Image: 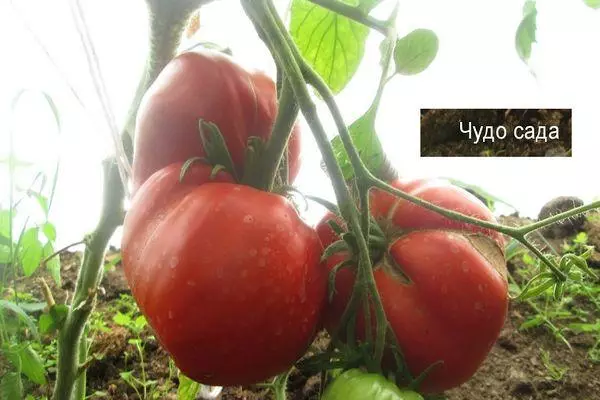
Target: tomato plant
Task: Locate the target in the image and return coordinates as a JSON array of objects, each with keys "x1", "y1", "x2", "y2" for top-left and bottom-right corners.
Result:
[
  {"x1": 131, "y1": 49, "x2": 302, "y2": 194},
  {"x1": 121, "y1": 161, "x2": 326, "y2": 386},
  {"x1": 318, "y1": 179, "x2": 509, "y2": 393},
  {"x1": 322, "y1": 369, "x2": 424, "y2": 400}
]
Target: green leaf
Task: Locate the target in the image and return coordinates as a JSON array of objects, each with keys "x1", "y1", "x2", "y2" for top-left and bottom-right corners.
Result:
[
  {"x1": 177, "y1": 373, "x2": 201, "y2": 400},
  {"x1": 520, "y1": 315, "x2": 545, "y2": 330},
  {"x1": 113, "y1": 312, "x2": 132, "y2": 327},
  {"x1": 523, "y1": 0, "x2": 536, "y2": 15},
  {"x1": 41, "y1": 222, "x2": 56, "y2": 242},
  {"x1": 43, "y1": 242, "x2": 61, "y2": 286},
  {"x1": 0, "y1": 300, "x2": 39, "y2": 340},
  {"x1": 331, "y1": 107, "x2": 383, "y2": 180},
  {"x1": 18, "y1": 228, "x2": 44, "y2": 277},
  {"x1": 393, "y1": 29, "x2": 439, "y2": 75},
  {"x1": 17, "y1": 344, "x2": 47, "y2": 385},
  {"x1": 0, "y1": 209, "x2": 12, "y2": 239},
  {"x1": 290, "y1": 0, "x2": 369, "y2": 94},
  {"x1": 38, "y1": 314, "x2": 55, "y2": 335},
  {"x1": 584, "y1": 0, "x2": 600, "y2": 9},
  {"x1": 133, "y1": 315, "x2": 147, "y2": 332},
  {"x1": 445, "y1": 178, "x2": 517, "y2": 211},
  {"x1": 0, "y1": 372, "x2": 23, "y2": 400},
  {"x1": 515, "y1": 4, "x2": 537, "y2": 63}
]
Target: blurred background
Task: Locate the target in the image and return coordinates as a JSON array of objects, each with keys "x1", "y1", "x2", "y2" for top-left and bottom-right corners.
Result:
[{"x1": 1, "y1": 0, "x2": 599, "y2": 248}]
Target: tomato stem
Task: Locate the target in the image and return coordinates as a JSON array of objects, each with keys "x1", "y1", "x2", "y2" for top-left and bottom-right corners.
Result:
[
  {"x1": 307, "y1": 0, "x2": 392, "y2": 36},
  {"x1": 243, "y1": 0, "x2": 391, "y2": 372},
  {"x1": 53, "y1": 159, "x2": 124, "y2": 400}
]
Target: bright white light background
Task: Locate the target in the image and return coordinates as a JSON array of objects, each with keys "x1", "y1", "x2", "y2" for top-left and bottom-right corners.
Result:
[{"x1": 1, "y1": 1, "x2": 599, "y2": 248}]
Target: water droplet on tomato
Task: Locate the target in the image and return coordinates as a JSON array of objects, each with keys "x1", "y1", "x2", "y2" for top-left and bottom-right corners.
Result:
[
  {"x1": 169, "y1": 257, "x2": 178, "y2": 269},
  {"x1": 478, "y1": 284, "x2": 484, "y2": 292},
  {"x1": 168, "y1": 310, "x2": 174, "y2": 319},
  {"x1": 441, "y1": 284, "x2": 448, "y2": 294},
  {"x1": 187, "y1": 280, "x2": 196, "y2": 287},
  {"x1": 243, "y1": 215, "x2": 254, "y2": 223},
  {"x1": 241, "y1": 269, "x2": 249, "y2": 278},
  {"x1": 450, "y1": 244, "x2": 459, "y2": 254},
  {"x1": 276, "y1": 224, "x2": 284, "y2": 232},
  {"x1": 249, "y1": 249, "x2": 258, "y2": 257},
  {"x1": 474, "y1": 302, "x2": 483, "y2": 311}
]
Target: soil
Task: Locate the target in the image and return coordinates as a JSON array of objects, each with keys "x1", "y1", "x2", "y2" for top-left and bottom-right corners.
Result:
[
  {"x1": 13, "y1": 211, "x2": 600, "y2": 400},
  {"x1": 420, "y1": 109, "x2": 572, "y2": 157}
]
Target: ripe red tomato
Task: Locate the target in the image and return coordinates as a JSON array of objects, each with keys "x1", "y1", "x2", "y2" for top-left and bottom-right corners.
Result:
[
  {"x1": 121, "y1": 162, "x2": 326, "y2": 386},
  {"x1": 131, "y1": 49, "x2": 302, "y2": 194},
  {"x1": 317, "y1": 178, "x2": 508, "y2": 393}
]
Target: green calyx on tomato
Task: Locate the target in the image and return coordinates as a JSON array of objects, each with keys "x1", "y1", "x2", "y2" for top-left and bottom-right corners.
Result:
[
  {"x1": 132, "y1": 48, "x2": 302, "y2": 195},
  {"x1": 322, "y1": 369, "x2": 424, "y2": 400},
  {"x1": 317, "y1": 178, "x2": 509, "y2": 394},
  {"x1": 121, "y1": 161, "x2": 327, "y2": 387}
]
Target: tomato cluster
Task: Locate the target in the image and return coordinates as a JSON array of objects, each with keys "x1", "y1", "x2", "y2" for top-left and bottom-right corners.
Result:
[
  {"x1": 123, "y1": 50, "x2": 323, "y2": 386},
  {"x1": 121, "y1": 48, "x2": 508, "y2": 395}
]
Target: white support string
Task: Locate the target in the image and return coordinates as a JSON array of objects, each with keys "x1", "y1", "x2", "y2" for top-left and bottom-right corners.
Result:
[{"x1": 68, "y1": 0, "x2": 132, "y2": 198}]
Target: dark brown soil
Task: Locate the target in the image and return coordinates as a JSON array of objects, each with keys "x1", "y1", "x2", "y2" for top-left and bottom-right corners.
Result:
[
  {"x1": 420, "y1": 109, "x2": 572, "y2": 157},
  {"x1": 16, "y1": 212, "x2": 600, "y2": 399}
]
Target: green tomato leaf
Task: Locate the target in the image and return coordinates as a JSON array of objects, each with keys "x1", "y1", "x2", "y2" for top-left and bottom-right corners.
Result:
[
  {"x1": 18, "y1": 228, "x2": 44, "y2": 277},
  {"x1": 42, "y1": 222, "x2": 56, "y2": 242},
  {"x1": 290, "y1": 0, "x2": 369, "y2": 94},
  {"x1": 393, "y1": 29, "x2": 439, "y2": 75},
  {"x1": 0, "y1": 372, "x2": 23, "y2": 400},
  {"x1": 178, "y1": 373, "x2": 201, "y2": 399},
  {"x1": 17, "y1": 344, "x2": 47, "y2": 385},
  {"x1": 515, "y1": 3, "x2": 537, "y2": 63},
  {"x1": 0, "y1": 209, "x2": 12, "y2": 239},
  {"x1": 43, "y1": 242, "x2": 61, "y2": 286},
  {"x1": 331, "y1": 106, "x2": 383, "y2": 181},
  {"x1": 583, "y1": 0, "x2": 600, "y2": 9},
  {"x1": 38, "y1": 313, "x2": 55, "y2": 335},
  {"x1": 0, "y1": 300, "x2": 39, "y2": 341}
]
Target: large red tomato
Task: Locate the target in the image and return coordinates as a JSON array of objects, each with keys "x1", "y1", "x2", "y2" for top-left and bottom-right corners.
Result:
[
  {"x1": 131, "y1": 49, "x2": 302, "y2": 194},
  {"x1": 317, "y1": 178, "x2": 508, "y2": 393},
  {"x1": 122, "y1": 162, "x2": 326, "y2": 386}
]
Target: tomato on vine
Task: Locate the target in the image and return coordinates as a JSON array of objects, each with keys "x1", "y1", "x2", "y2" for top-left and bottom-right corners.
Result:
[
  {"x1": 318, "y1": 178, "x2": 509, "y2": 393},
  {"x1": 121, "y1": 161, "x2": 326, "y2": 386},
  {"x1": 131, "y1": 48, "x2": 302, "y2": 194}
]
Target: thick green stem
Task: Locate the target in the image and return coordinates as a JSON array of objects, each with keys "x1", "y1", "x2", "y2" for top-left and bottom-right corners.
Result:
[
  {"x1": 243, "y1": 0, "x2": 389, "y2": 367},
  {"x1": 52, "y1": 2, "x2": 206, "y2": 398},
  {"x1": 52, "y1": 159, "x2": 124, "y2": 400},
  {"x1": 307, "y1": 0, "x2": 390, "y2": 35},
  {"x1": 371, "y1": 179, "x2": 520, "y2": 235},
  {"x1": 252, "y1": 79, "x2": 299, "y2": 190}
]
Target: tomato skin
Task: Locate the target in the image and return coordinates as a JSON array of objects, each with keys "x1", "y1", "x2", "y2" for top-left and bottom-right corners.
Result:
[
  {"x1": 317, "y1": 179, "x2": 508, "y2": 393},
  {"x1": 322, "y1": 369, "x2": 424, "y2": 400},
  {"x1": 122, "y1": 163, "x2": 326, "y2": 386},
  {"x1": 132, "y1": 49, "x2": 302, "y2": 194}
]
